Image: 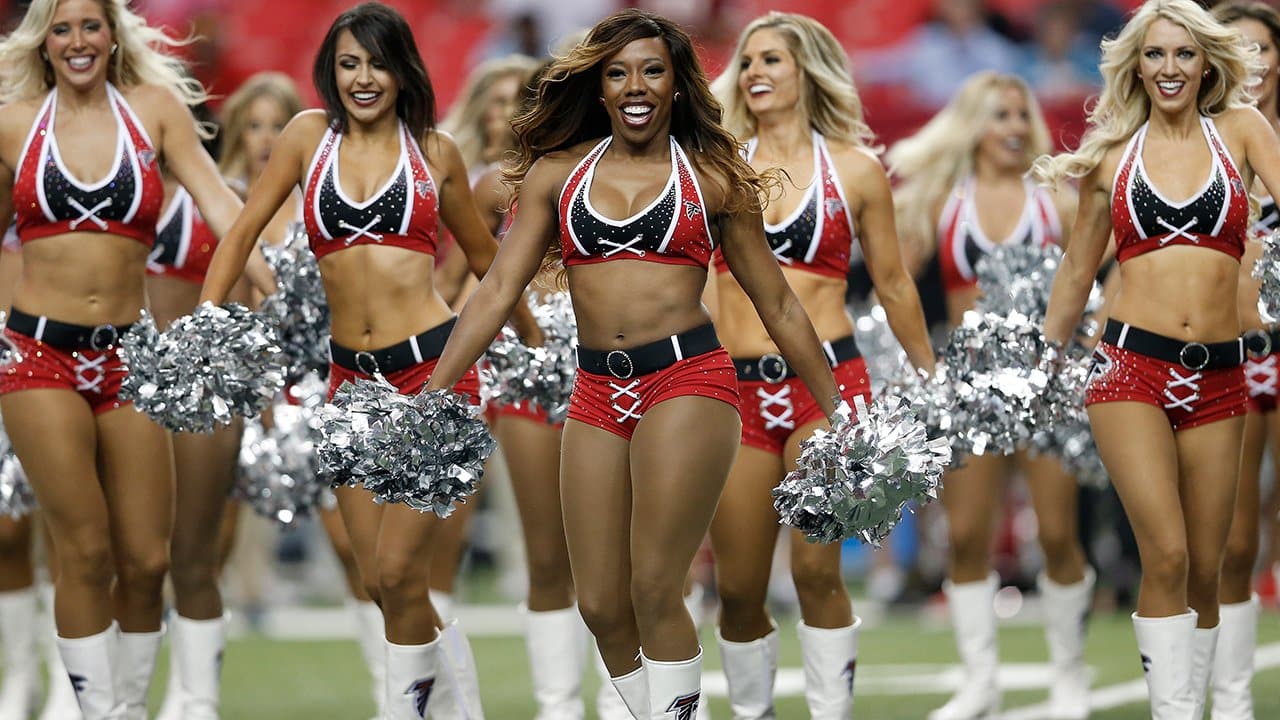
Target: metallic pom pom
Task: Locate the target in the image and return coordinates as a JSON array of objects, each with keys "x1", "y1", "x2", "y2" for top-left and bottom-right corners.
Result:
[
  {"x1": 260, "y1": 223, "x2": 331, "y2": 383},
  {"x1": 317, "y1": 379, "x2": 496, "y2": 517},
  {"x1": 773, "y1": 396, "x2": 951, "y2": 546},
  {"x1": 119, "y1": 304, "x2": 287, "y2": 433},
  {"x1": 235, "y1": 373, "x2": 333, "y2": 525},
  {"x1": 1254, "y1": 230, "x2": 1280, "y2": 323},
  {"x1": 0, "y1": 313, "x2": 22, "y2": 370},
  {"x1": 1030, "y1": 349, "x2": 1109, "y2": 488},
  {"x1": 0, "y1": 415, "x2": 35, "y2": 519},
  {"x1": 975, "y1": 243, "x2": 1103, "y2": 342},
  {"x1": 853, "y1": 305, "x2": 908, "y2": 394},
  {"x1": 480, "y1": 292, "x2": 577, "y2": 423}
]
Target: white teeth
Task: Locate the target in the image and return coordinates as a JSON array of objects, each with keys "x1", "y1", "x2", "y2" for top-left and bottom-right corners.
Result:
[
  {"x1": 1004, "y1": 138, "x2": 1023, "y2": 150},
  {"x1": 749, "y1": 84, "x2": 772, "y2": 94},
  {"x1": 68, "y1": 57, "x2": 92, "y2": 70},
  {"x1": 353, "y1": 92, "x2": 379, "y2": 102},
  {"x1": 622, "y1": 105, "x2": 651, "y2": 116},
  {"x1": 1158, "y1": 81, "x2": 1183, "y2": 91}
]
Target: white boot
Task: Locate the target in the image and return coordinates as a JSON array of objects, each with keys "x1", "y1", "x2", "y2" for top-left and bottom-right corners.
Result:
[
  {"x1": 683, "y1": 588, "x2": 711, "y2": 720},
  {"x1": 38, "y1": 585, "x2": 80, "y2": 720},
  {"x1": 385, "y1": 636, "x2": 440, "y2": 720},
  {"x1": 0, "y1": 588, "x2": 39, "y2": 720},
  {"x1": 351, "y1": 600, "x2": 387, "y2": 719},
  {"x1": 1133, "y1": 611, "x2": 1198, "y2": 719},
  {"x1": 429, "y1": 592, "x2": 454, "y2": 625},
  {"x1": 1040, "y1": 568, "x2": 1095, "y2": 720},
  {"x1": 432, "y1": 620, "x2": 484, "y2": 718},
  {"x1": 929, "y1": 574, "x2": 1000, "y2": 720},
  {"x1": 169, "y1": 615, "x2": 225, "y2": 719},
  {"x1": 642, "y1": 649, "x2": 702, "y2": 720},
  {"x1": 115, "y1": 627, "x2": 163, "y2": 720},
  {"x1": 521, "y1": 605, "x2": 585, "y2": 719},
  {"x1": 57, "y1": 625, "x2": 123, "y2": 720},
  {"x1": 1191, "y1": 624, "x2": 1220, "y2": 719},
  {"x1": 716, "y1": 625, "x2": 778, "y2": 719},
  {"x1": 153, "y1": 618, "x2": 184, "y2": 720},
  {"x1": 1211, "y1": 595, "x2": 1258, "y2": 720},
  {"x1": 797, "y1": 618, "x2": 860, "y2": 720},
  {"x1": 595, "y1": 647, "x2": 635, "y2": 720}
]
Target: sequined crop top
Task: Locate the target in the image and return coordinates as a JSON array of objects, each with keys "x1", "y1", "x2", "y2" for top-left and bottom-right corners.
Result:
[
  {"x1": 558, "y1": 136, "x2": 714, "y2": 268},
  {"x1": 1111, "y1": 118, "x2": 1248, "y2": 263},
  {"x1": 937, "y1": 176, "x2": 1061, "y2": 292},
  {"x1": 302, "y1": 122, "x2": 439, "y2": 261},
  {"x1": 13, "y1": 84, "x2": 163, "y2": 246},
  {"x1": 147, "y1": 187, "x2": 217, "y2": 284}
]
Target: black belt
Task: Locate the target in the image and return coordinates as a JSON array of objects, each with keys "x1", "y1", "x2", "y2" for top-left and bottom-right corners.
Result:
[
  {"x1": 733, "y1": 334, "x2": 860, "y2": 383},
  {"x1": 577, "y1": 324, "x2": 720, "y2": 379},
  {"x1": 6, "y1": 309, "x2": 135, "y2": 351},
  {"x1": 1102, "y1": 319, "x2": 1243, "y2": 371},
  {"x1": 330, "y1": 317, "x2": 456, "y2": 376}
]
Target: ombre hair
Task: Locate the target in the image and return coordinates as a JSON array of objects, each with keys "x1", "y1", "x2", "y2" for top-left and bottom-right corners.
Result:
[
  {"x1": 218, "y1": 72, "x2": 303, "y2": 181},
  {"x1": 0, "y1": 0, "x2": 206, "y2": 113},
  {"x1": 440, "y1": 54, "x2": 540, "y2": 169},
  {"x1": 1033, "y1": 0, "x2": 1260, "y2": 186},
  {"x1": 888, "y1": 72, "x2": 1052, "y2": 260},
  {"x1": 711, "y1": 12, "x2": 878, "y2": 152}
]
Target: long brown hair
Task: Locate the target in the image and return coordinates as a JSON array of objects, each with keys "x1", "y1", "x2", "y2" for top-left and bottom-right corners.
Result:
[{"x1": 1214, "y1": 1, "x2": 1280, "y2": 116}]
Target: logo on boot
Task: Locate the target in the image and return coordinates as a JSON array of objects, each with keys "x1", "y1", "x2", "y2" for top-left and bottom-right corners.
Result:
[
  {"x1": 69, "y1": 673, "x2": 87, "y2": 694},
  {"x1": 1140, "y1": 653, "x2": 1152, "y2": 673},
  {"x1": 666, "y1": 691, "x2": 701, "y2": 720},
  {"x1": 843, "y1": 659, "x2": 858, "y2": 695},
  {"x1": 406, "y1": 677, "x2": 435, "y2": 718}
]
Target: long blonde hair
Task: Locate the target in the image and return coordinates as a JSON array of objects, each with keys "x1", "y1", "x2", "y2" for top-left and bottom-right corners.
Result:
[
  {"x1": 218, "y1": 72, "x2": 303, "y2": 181},
  {"x1": 440, "y1": 54, "x2": 539, "y2": 170},
  {"x1": 888, "y1": 72, "x2": 1052, "y2": 259},
  {"x1": 1033, "y1": 0, "x2": 1259, "y2": 185},
  {"x1": 711, "y1": 12, "x2": 877, "y2": 151},
  {"x1": 0, "y1": 0, "x2": 205, "y2": 111}
]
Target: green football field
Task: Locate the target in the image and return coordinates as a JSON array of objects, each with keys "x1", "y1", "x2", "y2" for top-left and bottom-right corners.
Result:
[{"x1": 153, "y1": 607, "x2": 1280, "y2": 719}]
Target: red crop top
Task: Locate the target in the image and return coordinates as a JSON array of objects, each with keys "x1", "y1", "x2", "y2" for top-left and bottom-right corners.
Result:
[
  {"x1": 558, "y1": 136, "x2": 714, "y2": 268},
  {"x1": 302, "y1": 121, "x2": 439, "y2": 261},
  {"x1": 1111, "y1": 117, "x2": 1248, "y2": 263},
  {"x1": 13, "y1": 84, "x2": 163, "y2": 247},
  {"x1": 937, "y1": 176, "x2": 1061, "y2": 292}
]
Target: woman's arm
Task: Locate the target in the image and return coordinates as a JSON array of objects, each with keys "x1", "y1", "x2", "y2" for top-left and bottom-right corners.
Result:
[
  {"x1": 720, "y1": 202, "x2": 841, "y2": 419},
  {"x1": 845, "y1": 152, "x2": 936, "y2": 374},
  {"x1": 198, "y1": 112, "x2": 317, "y2": 305},
  {"x1": 424, "y1": 158, "x2": 559, "y2": 391},
  {"x1": 1043, "y1": 164, "x2": 1113, "y2": 346}
]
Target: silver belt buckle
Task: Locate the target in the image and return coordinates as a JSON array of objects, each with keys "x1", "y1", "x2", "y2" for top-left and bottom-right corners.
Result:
[
  {"x1": 605, "y1": 350, "x2": 634, "y2": 379},
  {"x1": 757, "y1": 353, "x2": 789, "y2": 384},
  {"x1": 1179, "y1": 342, "x2": 1210, "y2": 371},
  {"x1": 1243, "y1": 329, "x2": 1272, "y2": 358},
  {"x1": 88, "y1": 324, "x2": 119, "y2": 351},
  {"x1": 354, "y1": 350, "x2": 380, "y2": 376}
]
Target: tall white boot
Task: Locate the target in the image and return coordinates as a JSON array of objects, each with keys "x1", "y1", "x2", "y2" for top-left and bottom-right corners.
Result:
[
  {"x1": 1133, "y1": 611, "x2": 1198, "y2": 719},
  {"x1": 114, "y1": 627, "x2": 163, "y2": 720},
  {"x1": 153, "y1": 618, "x2": 184, "y2": 720},
  {"x1": 169, "y1": 615, "x2": 225, "y2": 719},
  {"x1": 429, "y1": 592, "x2": 454, "y2": 625},
  {"x1": 595, "y1": 646, "x2": 635, "y2": 720},
  {"x1": 432, "y1": 620, "x2": 484, "y2": 718},
  {"x1": 57, "y1": 625, "x2": 123, "y2": 720},
  {"x1": 38, "y1": 585, "x2": 80, "y2": 720},
  {"x1": 521, "y1": 605, "x2": 585, "y2": 719},
  {"x1": 929, "y1": 574, "x2": 1000, "y2": 720},
  {"x1": 797, "y1": 618, "x2": 860, "y2": 720},
  {"x1": 0, "y1": 588, "x2": 39, "y2": 720},
  {"x1": 1211, "y1": 595, "x2": 1258, "y2": 720},
  {"x1": 1039, "y1": 568, "x2": 1095, "y2": 720},
  {"x1": 1191, "y1": 624, "x2": 1220, "y2": 719},
  {"x1": 351, "y1": 600, "x2": 387, "y2": 720},
  {"x1": 385, "y1": 636, "x2": 440, "y2": 720},
  {"x1": 716, "y1": 624, "x2": 778, "y2": 719},
  {"x1": 642, "y1": 649, "x2": 702, "y2": 720}
]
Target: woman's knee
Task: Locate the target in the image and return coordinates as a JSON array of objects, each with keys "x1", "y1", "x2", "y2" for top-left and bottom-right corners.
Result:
[
  {"x1": 629, "y1": 567, "x2": 684, "y2": 622},
  {"x1": 1142, "y1": 541, "x2": 1189, "y2": 591},
  {"x1": 791, "y1": 554, "x2": 844, "y2": 603},
  {"x1": 1221, "y1": 529, "x2": 1259, "y2": 580},
  {"x1": 117, "y1": 545, "x2": 170, "y2": 591},
  {"x1": 578, "y1": 586, "x2": 633, "y2": 638},
  {"x1": 1036, "y1": 517, "x2": 1080, "y2": 564},
  {"x1": 375, "y1": 548, "x2": 428, "y2": 603},
  {"x1": 56, "y1": 528, "x2": 115, "y2": 588}
]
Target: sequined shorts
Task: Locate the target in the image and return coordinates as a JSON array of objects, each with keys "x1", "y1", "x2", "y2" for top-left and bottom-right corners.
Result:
[
  {"x1": 488, "y1": 399, "x2": 561, "y2": 427},
  {"x1": 738, "y1": 357, "x2": 870, "y2": 456},
  {"x1": 1084, "y1": 341, "x2": 1247, "y2": 430},
  {"x1": 567, "y1": 348, "x2": 740, "y2": 441},
  {"x1": 0, "y1": 327, "x2": 130, "y2": 415},
  {"x1": 1245, "y1": 351, "x2": 1280, "y2": 414}
]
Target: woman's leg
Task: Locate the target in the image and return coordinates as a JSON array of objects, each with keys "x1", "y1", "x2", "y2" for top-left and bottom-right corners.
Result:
[
  {"x1": 0, "y1": 516, "x2": 37, "y2": 720},
  {"x1": 318, "y1": 507, "x2": 385, "y2": 719},
  {"x1": 425, "y1": 487, "x2": 477, "y2": 622},
  {"x1": 334, "y1": 486, "x2": 386, "y2": 604}
]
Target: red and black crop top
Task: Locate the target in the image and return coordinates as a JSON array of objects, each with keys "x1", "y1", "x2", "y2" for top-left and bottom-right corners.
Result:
[
  {"x1": 13, "y1": 84, "x2": 163, "y2": 246},
  {"x1": 558, "y1": 136, "x2": 714, "y2": 268},
  {"x1": 1111, "y1": 117, "x2": 1248, "y2": 263},
  {"x1": 302, "y1": 121, "x2": 439, "y2": 261},
  {"x1": 937, "y1": 176, "x2": 1061, "y2": 292},
  {"x1": 147, "y1": 186, "x2": 217, "y2": 284}
]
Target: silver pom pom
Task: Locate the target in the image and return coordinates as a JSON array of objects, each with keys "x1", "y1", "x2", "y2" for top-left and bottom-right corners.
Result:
[
  {"x1": 235, "y1": 373, "x2": 333, "y2": 525},
  {"x1": 260, "y1": 223, "x2": 331, "y2": 383},
  {"x1": 120, "y1": 303, "x2": 287, "y2": 433},
  {"x1": 0, "y1": 312, "x2": 23, "y2": 370},
  {"x1": 853, "y1": 305, "x2": 907, "y2": 394},
  {"x1": 317, "y1": 379, "x2": 496, "y2": 517},
  {"x1": 480, "y1": 292, "x2": 577, "y2": 423},
  {"x1": 975, "y1": 243, "x2": 1102, "y2": 342},
  {"x1": 773, "y1": 396, "x2": 951, "y2": 546},
  {"x1": 1030, "y1": 349, "x2": 1109, "y2": 488},
  {"x1": 1254, "y1": 230, "x2": 1280, "y2": 323},
  {"x1": 0, "y1": 415, "x2": 35, "y2": 519}
]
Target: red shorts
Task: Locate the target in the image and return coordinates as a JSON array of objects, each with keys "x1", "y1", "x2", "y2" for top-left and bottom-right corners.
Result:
[
  {"x1": 488, "y1": 399, "x2": 561, "y2": 426},
  {"x1": 1084, "y1": 342, "x2": 1247, "y2": 431},
  {"x1": 1245, "y1": 352, "x2": 1279, "y2": 414},
  {"x1": 738, "y1": 357, "x2": 871, "y2": 456},
  {"x1": 567, "y1": 348, "x2": 740, "y2": 441},
  {"x1": 327, "y1": 357, "x2": 481, "y2": 403},
  {"x1": 0, "y1": 329, "x2": 130, "y2": 414}
]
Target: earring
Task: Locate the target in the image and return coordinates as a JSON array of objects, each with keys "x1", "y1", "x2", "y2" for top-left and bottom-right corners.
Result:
[
  {"x1": 674, "y1": 91, "x2": 681, "y2": 102},
  {"x1": 598, "y1": 97, "x2": 604, "y2": 104},
  {"x1": 111, "y1": 43, "x2": 118, "y2": 55}
]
